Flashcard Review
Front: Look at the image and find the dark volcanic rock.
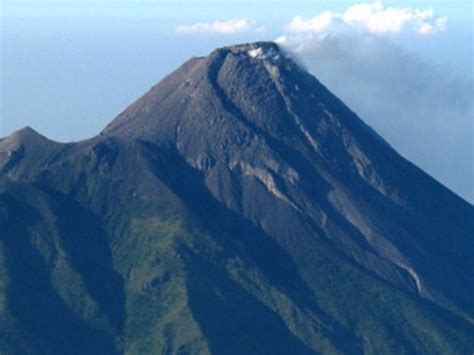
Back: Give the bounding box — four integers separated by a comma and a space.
0, 42, 473, 354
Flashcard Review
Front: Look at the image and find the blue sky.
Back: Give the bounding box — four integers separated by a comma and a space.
1, 0, 473, 201
1, 0, 471, 19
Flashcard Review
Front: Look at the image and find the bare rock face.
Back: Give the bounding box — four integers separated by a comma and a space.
0, 42, 473, 355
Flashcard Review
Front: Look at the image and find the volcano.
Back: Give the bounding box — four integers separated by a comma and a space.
0, 42, 473, 354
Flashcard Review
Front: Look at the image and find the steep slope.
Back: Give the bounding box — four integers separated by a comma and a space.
0, 42, 473, 354
104, 41, 473, 315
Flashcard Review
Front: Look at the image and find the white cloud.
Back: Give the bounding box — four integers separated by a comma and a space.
284, 1, 447, 36
176, 18, 262, 34
285, 12, 334, 33
415, 17, 447, 34
343, 1, 435, 34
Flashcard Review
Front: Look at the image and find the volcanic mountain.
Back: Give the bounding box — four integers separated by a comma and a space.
0, 42, 473, 354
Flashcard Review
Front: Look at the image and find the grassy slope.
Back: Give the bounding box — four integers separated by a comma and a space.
0, 179, 473, 354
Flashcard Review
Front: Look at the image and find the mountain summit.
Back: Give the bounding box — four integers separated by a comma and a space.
1, 42, 473, 354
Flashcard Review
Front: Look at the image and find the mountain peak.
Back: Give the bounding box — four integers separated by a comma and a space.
14, 125, 36, 135
1, 126, 47, 149
0, 126, 63, 178
103, 41, 314, 139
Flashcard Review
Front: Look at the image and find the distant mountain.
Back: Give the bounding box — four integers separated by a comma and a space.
0, 42, 472, 355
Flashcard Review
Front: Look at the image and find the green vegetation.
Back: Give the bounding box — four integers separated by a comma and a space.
0, 173, 473, 355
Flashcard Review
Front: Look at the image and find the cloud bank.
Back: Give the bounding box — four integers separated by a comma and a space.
176, 18, 264, 34
285, 1, 447, 35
